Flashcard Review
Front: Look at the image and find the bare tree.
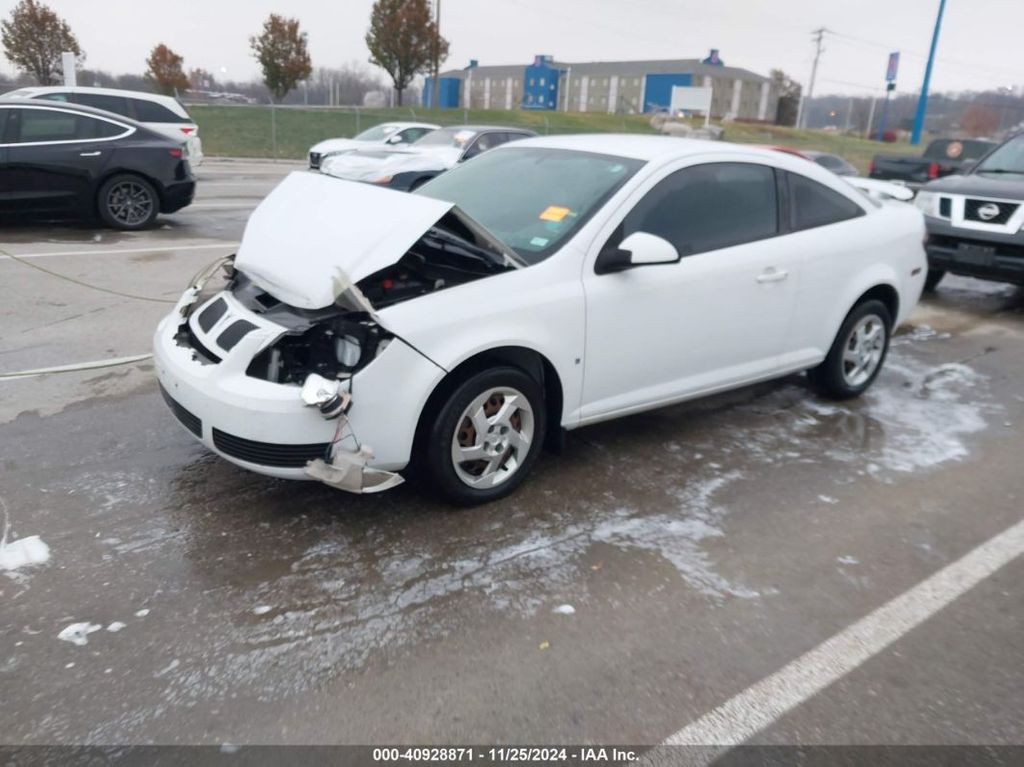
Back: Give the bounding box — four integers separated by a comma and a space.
365, 0, 447, 106
1, 0, 83, 85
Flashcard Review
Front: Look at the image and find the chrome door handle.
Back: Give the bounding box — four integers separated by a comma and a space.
80, 151, 101, 156
757, 268, 789, 284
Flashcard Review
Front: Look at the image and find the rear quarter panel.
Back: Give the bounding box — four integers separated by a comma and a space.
790, 201, 925, 363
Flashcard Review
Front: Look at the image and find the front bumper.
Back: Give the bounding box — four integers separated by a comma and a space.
153, 287, 445, 488
925, 217, 1024, 285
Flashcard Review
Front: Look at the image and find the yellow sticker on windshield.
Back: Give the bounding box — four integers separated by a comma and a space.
539, 205, 571, 222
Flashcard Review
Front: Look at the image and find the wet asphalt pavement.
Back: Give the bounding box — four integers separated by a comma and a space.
1, 160, 1022, 748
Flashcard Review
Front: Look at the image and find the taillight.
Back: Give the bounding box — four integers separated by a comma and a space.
169, 148, 183, 158
927, 162, 940, 179
180, 127, 195, 135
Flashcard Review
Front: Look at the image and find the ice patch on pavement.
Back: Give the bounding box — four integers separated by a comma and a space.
0, 535, 50, 572
106, 622, 126, 632
552, 604, 575, 615
57, 622, 101, 646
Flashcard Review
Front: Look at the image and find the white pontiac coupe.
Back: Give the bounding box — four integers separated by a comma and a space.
154, 135, 926, 504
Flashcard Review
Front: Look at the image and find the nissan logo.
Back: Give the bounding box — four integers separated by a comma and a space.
977, 202, 1001, 221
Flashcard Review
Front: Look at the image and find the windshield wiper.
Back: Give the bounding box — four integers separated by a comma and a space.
976, 168, 1024, 174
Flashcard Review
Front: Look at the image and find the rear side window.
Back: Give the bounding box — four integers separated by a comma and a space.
38, 92, 71, 102
619, 162, 779, 257
131, 98, 189, 123
72, 92, 130, 117
787, 172, 863, 231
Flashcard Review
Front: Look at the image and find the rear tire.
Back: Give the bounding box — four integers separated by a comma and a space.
421, 366, 546, 506
808, 299, 892, 400
924, 269, 945, 292
97, 174, 159, 230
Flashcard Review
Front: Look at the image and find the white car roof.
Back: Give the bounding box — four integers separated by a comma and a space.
497, 134, 874, 207
505, 133, 778, 161
2, 85, 190, 119
372, 121, 442, 131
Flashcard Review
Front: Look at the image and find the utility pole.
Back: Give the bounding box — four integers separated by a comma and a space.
911, 0, 947, 145
431, 0, 441, 110
796, 27, 827, 130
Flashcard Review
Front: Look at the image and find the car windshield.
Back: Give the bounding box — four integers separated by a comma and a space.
416, 147, 645, 264
975, 134, 1024, 174
353, 124, 399, 141
412, 127, 478, 149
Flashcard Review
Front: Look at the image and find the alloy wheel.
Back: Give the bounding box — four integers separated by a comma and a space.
451, 387, 535, 489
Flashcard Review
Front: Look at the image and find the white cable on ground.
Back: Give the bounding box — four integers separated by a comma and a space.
0, 353, 153, 382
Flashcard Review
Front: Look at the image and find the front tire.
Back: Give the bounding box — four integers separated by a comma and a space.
97, 174, 159, 230
422, 366, 547, 505
808, 299, 892, 400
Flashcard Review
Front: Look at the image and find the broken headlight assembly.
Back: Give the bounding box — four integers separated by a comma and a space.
217, 270, 392, 385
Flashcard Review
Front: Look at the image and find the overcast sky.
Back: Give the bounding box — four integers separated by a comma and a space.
1, 0, 1021, 96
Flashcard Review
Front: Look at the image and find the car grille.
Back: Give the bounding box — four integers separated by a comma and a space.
309, 152, 321, 169
938, 197, 952, 218
159, 384, 202, 438
212, 428, 331, 468
964, 198, 1018, 225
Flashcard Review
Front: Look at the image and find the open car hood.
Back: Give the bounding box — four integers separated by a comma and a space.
234, 172, 455, 310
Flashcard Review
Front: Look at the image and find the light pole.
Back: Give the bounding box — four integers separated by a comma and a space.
911, 0, 947, 145
431, 0, 441, 109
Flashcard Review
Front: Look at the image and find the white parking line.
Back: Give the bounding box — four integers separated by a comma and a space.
663, 517, 1024, 746
0, 243, 239, 261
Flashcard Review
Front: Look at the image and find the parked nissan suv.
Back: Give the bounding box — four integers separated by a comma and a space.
916, 132, 1024, 289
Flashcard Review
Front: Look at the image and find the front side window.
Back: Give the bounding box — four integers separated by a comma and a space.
12, 109, 126, 143
38, 92, 71, 102
616, 162, 779, 258
418, 147, 643, 263
787, 172, 863, 231
397, 127, 430, 144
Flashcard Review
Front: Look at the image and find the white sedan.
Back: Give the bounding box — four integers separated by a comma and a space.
154, 135, 926, 505
308, 121, 439, 169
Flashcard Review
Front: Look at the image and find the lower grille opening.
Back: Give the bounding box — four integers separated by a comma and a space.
212, 428, 331, 468
159, 384, 202, 438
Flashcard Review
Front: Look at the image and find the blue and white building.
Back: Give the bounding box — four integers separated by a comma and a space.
424, 51, 778, 121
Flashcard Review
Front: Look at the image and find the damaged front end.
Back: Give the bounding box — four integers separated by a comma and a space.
160, 173, 519, 494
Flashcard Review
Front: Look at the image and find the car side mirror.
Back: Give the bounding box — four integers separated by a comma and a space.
595, 232, 680, 274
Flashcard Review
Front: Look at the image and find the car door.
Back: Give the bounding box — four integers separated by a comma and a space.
579, 161, 803, 421
1, 106, 120, 214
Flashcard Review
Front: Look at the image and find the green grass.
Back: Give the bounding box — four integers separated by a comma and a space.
189, 104, 914, 173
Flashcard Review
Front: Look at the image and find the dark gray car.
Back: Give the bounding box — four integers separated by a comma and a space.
916, 132, 1024, 289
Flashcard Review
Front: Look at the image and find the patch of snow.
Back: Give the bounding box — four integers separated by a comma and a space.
57, 622, 101, 646
552, 604, 575, 615
818, 495, 839, 505
251, 605, 272, 616
134, 608, 150, 618
155, 658, 180, 677
838, 555, 859, 565
0, 535, 50, 572
106, 622, 126, 632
